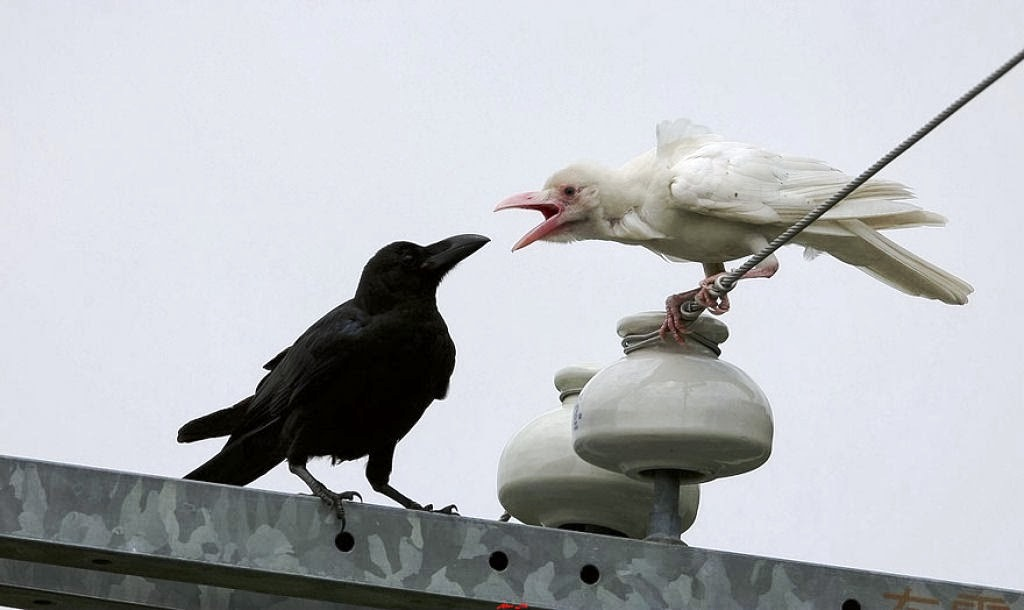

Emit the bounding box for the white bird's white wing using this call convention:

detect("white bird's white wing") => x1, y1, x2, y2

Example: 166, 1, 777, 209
666, 143, 789, 224
660, 136, 941, 230
499, 118, 972, 305
636, 119, 971, 304
655, 118, 716, 157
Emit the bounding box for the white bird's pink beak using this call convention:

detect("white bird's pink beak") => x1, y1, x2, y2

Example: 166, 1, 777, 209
494, 190, 565, 251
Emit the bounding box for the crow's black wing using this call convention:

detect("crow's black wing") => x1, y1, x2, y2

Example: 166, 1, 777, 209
226, 301, 371, 443
182, 303, 371, 485
263, 348, 289, 370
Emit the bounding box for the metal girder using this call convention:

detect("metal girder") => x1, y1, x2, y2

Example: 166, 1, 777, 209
0, 455, 1020, 610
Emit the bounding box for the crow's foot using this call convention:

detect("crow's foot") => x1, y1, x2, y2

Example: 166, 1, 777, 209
309, 489, 362, 527
289, 462, 362, 528
410, 502, 459, 515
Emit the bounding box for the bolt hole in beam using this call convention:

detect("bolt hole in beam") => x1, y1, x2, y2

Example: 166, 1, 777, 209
841, 599, 861, 610
334, 531, 356, 552
488, 550, 509, 571
579, 564, 600, 585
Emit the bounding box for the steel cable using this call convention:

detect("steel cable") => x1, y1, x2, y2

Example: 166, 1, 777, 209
691, 46, 1024, 313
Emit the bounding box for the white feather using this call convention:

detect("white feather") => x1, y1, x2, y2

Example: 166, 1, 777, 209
528, 118, 973, 305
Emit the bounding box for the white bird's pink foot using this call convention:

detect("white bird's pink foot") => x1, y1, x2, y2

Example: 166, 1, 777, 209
694, 275, 732, 314
661, 256, 780, 343
660, 288, 702, 342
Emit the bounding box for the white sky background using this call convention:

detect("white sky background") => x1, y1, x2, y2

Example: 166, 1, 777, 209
2, 0, 1022, 595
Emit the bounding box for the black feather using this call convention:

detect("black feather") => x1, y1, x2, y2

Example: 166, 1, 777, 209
178, 234, 488, 512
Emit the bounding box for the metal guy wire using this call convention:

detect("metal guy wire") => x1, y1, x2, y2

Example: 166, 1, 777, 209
691, 46, 1024, 314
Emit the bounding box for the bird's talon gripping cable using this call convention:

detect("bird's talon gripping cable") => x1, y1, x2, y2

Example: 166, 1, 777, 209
693, 275, 731, 315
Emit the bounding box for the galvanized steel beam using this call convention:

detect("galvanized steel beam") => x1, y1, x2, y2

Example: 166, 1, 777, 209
0, 455, 1020, 610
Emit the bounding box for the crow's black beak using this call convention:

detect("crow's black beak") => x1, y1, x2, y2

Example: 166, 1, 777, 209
421, 234, 490, 273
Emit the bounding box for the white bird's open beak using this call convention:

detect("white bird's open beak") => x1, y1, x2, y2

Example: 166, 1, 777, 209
494, 190, 566, 251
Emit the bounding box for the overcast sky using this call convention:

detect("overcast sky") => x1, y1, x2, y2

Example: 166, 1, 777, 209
2, 1, 1022, 595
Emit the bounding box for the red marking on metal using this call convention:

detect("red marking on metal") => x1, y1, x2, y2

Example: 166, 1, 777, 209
883, 587, 940, 609
951, 593, 1011, 610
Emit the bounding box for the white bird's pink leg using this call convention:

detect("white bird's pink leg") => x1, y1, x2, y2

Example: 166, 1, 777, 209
661, 255, 780, 343
660, 287, 704, 342
660, 263, 724, 342
697, 254, 779, 313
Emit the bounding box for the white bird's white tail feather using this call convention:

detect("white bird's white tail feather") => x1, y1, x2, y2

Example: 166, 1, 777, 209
805, 206, 947, 233
796, 219, 972, 304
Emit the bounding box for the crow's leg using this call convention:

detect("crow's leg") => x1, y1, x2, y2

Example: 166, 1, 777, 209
366, 449, 458, 515
288, 460, 362, 526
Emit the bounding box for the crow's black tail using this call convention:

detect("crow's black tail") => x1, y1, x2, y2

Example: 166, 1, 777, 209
177, 397, 252, 443
183, 421, 284, 486
183, 446, 280, 485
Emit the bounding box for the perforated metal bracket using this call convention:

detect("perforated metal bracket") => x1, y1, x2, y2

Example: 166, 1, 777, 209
0, 455, 1020, 609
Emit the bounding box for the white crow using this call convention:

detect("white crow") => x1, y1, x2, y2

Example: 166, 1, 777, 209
496, 119, 972, 339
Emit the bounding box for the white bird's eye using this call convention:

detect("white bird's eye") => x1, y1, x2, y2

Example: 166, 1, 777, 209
563, 186, 577, 197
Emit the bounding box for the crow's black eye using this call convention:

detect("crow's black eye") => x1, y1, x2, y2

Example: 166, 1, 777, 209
399, 250, 417, 266
563, 186, 577, 197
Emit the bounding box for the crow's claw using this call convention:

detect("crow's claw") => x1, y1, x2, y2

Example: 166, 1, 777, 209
410, 502, 459, 515
309, 489, 362, 528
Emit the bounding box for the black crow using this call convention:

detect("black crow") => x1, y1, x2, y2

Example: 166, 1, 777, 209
178, 234, 489, 522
